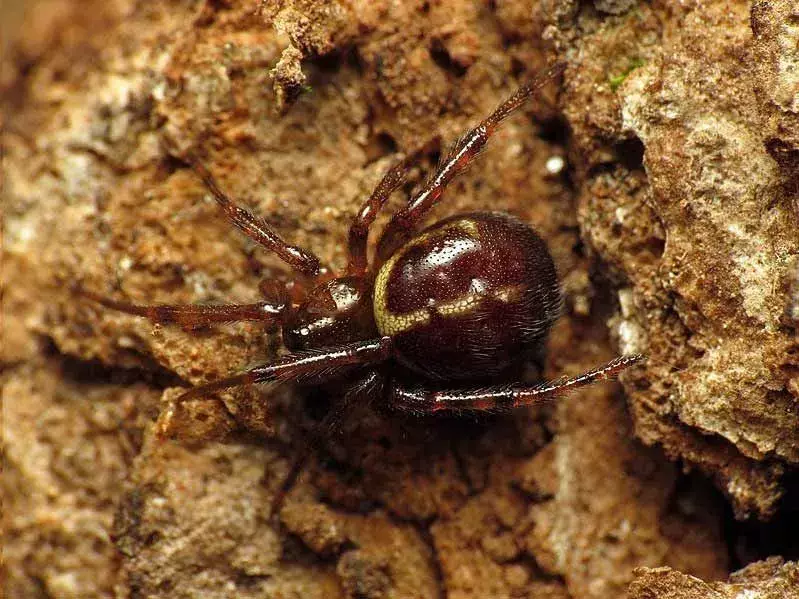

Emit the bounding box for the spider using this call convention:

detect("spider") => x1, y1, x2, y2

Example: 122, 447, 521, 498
81, 62, 643, 513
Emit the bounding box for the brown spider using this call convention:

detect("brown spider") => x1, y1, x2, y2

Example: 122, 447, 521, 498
81, 62, 643, 513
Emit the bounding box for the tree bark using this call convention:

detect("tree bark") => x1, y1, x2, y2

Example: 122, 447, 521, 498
3, 1, 797, 598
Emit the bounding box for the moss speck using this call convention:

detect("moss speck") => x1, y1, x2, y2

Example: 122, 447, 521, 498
609, 58, 645, 91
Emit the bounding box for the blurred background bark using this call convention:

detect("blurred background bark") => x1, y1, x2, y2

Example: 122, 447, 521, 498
3, 1, 797, 598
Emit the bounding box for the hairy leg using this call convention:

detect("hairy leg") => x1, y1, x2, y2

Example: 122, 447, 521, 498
376, 62, 566, 260
269, 369, 385, 517
78, 286, 288, 329
191, 159, 322, 277
387, 354, 643, 415
173, 337, 393, 405
347, 158, 409, 275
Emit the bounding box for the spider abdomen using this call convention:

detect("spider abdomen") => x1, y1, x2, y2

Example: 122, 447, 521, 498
373, 212, 562, 380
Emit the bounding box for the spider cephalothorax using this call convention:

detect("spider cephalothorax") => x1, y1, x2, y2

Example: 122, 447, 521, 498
82, 62, 643, 513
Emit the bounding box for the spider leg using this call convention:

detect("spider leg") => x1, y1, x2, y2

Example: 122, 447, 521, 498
191, 159, 323, 278
173, 337, 393, 405
387, 354, 643, 414
78, 286, 288, 330
269, 369, 385, 518
347, 158, 409, 275
376, 62, 566, 260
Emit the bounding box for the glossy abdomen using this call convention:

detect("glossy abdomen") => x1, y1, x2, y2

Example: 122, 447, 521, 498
374, 212, 562, 380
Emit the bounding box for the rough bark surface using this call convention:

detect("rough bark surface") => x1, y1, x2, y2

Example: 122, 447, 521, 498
3, 1, 797, 598
629, 557, 799, 599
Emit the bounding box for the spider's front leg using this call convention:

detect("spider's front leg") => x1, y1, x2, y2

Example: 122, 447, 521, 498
376, 62, 566, 260
347, 158, 409, 276
158, 338, 392, 446
190, 159, 323, 278
387, 354, 644, 415
173, 337, 393, 405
